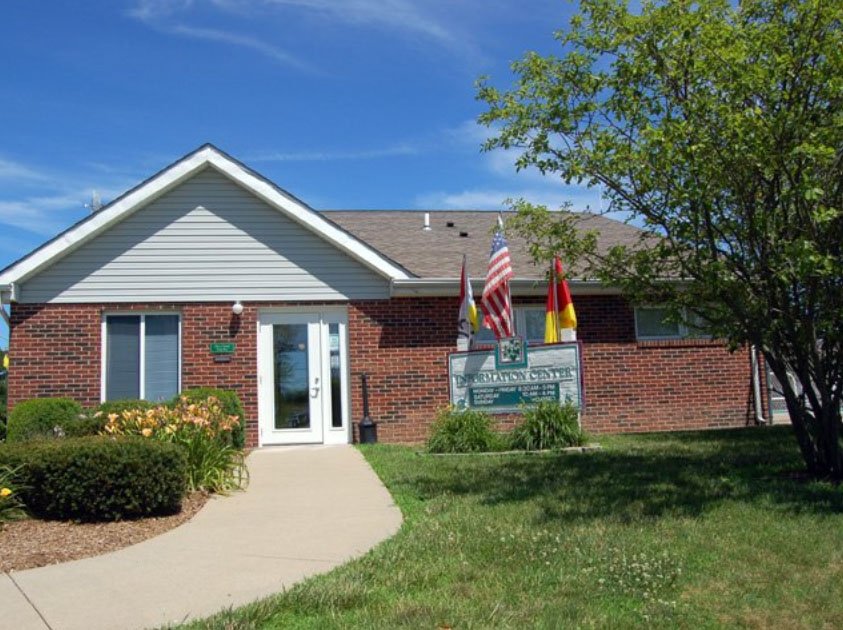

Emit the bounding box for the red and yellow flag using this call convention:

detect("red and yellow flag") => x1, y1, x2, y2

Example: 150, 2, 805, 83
545, 257, 576, 343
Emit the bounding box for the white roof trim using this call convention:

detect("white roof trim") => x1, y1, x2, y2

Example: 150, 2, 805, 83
0, 145, 411, 287
390, 277, 621, 297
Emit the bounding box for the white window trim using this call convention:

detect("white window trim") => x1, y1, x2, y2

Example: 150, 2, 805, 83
100, 311, 182, 402
514, 305, 547, 345
634, 306, 710, 341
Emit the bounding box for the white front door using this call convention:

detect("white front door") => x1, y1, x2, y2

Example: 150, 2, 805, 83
258, 309, 350, 446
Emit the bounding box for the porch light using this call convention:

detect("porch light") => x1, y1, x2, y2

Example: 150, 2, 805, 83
232, 301, 244, 316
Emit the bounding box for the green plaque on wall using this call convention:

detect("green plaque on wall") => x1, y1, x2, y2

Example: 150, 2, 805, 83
210, 342, 235, 354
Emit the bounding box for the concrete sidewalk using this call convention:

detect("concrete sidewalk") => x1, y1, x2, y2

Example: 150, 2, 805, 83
1, 446, 402, 630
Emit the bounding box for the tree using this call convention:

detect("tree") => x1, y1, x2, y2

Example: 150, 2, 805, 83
478, 0, 843, 478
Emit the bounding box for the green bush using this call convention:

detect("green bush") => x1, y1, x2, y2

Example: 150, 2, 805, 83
7, 398, 83, 442
0, 436, 187, 521
0, 372, 7, 442
427, 407, 504, 453
173, 388, 246, 449
509, 401, 587, 451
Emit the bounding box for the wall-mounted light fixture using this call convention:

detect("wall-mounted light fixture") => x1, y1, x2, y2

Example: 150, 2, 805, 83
231, 301, 244, 316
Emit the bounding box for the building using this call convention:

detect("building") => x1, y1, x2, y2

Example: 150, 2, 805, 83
0, 145, 769, 447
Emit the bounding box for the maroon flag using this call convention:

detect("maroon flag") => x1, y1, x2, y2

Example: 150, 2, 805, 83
482, 222, 514, 339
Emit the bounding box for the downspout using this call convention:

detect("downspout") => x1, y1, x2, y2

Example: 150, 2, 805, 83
750, 345, 767, 425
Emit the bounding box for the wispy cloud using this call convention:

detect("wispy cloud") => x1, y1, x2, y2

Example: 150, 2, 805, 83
264, 0, 457, 47
169, 25, 315, 72
0, 157, 52, 182
128, 0, 484, 66
416, 187, 602, 213
249, 144, 419, 162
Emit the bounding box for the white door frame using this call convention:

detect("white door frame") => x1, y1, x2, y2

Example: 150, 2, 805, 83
257, 307, 351, 446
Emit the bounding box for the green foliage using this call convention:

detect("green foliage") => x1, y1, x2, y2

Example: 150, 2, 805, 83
427, 407, 504, 453
510, 401, 587, 451
478, 0, 843, 478
0, 464, 25, 522
104, 396, 247, 494
96, 399, 155, 416
0, 437, 186, 522
7, 398, 83, 442
175, 388, 246, 449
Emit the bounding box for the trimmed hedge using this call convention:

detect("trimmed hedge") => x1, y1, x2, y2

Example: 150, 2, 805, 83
7, 398, 83, 442
0, 436, 187, 521
96, 399, 155, 417
174, 388, 246, 448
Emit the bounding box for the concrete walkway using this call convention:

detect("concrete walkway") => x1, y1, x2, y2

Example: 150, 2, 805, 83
1, 446, 402, 630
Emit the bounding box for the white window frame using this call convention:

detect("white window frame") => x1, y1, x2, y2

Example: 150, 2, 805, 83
514, 305, 548, 345
100, 311, 182, 402
634, 306, 711, 341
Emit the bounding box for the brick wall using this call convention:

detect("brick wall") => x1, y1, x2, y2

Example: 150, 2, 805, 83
9, 296, 765, 447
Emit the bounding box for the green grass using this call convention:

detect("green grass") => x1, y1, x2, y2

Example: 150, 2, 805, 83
184, 427, 843, 629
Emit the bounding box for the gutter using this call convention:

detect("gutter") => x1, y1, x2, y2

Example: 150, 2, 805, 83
390, 277, 621, 298
750, 345, 767, 425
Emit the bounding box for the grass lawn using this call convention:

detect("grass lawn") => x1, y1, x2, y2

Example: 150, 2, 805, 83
186, 427, 843, 629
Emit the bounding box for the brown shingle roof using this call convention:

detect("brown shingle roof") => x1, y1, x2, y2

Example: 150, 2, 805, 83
321, 210, 642, 280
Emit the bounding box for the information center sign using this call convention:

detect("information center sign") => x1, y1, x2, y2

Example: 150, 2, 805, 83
449, 343, 582, 413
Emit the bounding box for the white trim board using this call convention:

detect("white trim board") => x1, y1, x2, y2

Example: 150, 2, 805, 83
0, 145, 412, 290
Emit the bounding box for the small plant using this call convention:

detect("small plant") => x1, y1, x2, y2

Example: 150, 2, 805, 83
103, 396, 247, 493
7, 398, 83, 442
509, 400, 587, 451
0, 437, 186, 521
0, 464, 25, 522
175, 388, 246, 448
427, 406, 504, 453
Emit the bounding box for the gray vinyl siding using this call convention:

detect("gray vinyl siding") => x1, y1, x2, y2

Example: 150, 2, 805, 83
19, 168, 389, 303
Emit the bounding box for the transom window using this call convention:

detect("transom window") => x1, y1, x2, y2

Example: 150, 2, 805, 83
104, 314, 181, 402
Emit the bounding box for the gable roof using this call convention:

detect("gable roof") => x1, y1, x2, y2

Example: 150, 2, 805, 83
323, 210, 642, 280
0, 144, 412, 291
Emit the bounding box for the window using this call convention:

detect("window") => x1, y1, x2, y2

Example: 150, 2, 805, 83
473, 305, 548, 345
104, 314, 180, 402
515, 306, 547, 344
634, 307, 710, 340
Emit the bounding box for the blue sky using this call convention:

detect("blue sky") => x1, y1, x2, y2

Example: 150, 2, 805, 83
0, 0, 602, 348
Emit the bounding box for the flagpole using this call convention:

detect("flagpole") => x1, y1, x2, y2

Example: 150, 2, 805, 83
552, 257, 561, 342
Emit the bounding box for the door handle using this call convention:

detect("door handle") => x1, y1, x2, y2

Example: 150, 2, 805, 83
311, 377, 320, 398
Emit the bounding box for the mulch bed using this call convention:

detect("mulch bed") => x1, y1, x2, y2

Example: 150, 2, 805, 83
0, 492, 210, 573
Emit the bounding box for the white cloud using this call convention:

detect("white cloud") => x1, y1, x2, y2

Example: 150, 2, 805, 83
416, 187, 602, 212
249, 144, 419, 162
169, 25, 315, 72
0, 158, 52, 182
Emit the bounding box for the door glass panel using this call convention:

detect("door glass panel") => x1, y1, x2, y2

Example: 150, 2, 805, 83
329, 323, 343, 428
273, 324, 310, 430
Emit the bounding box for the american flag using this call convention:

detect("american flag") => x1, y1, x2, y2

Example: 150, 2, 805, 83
482, 226, 514, 339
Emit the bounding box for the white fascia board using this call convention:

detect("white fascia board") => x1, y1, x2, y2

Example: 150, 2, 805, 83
390, 278, 620, 297
202, 152, 411, 281
0, 146, 410, 286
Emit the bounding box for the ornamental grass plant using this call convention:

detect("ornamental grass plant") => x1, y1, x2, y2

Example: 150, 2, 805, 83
509, 400, 587, 451
102, 396, 248, 493
427, 406, 505, 453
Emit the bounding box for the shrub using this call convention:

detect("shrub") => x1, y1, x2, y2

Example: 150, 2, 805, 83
427, 406, 504, 453
509, 401, 587, 451
104, 396, 247, 493
96, 399, 155, 416
175, 388, 246, 448
0, 464, 25, 522
7, 398, 83, 442
0, 437, 186, 521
